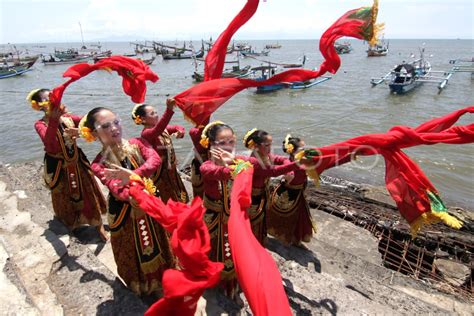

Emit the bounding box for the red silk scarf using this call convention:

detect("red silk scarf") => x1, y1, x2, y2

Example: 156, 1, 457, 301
175, 1, 380, 125
128, 184, 223, 316
299, 107, 474, 236
228, 166, 292, 315
49, 56, 158, 107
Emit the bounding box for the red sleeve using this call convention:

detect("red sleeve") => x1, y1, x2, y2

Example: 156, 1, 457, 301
200, 161, 232, 181
250, 157, 299, 178
35, 118, 61, 153
141, 107, 175, 146
69, 114, 82, 127
166, 125, 185, 135
129, 138, 161, 178
91, 154, 131, 201
189, 126, 207, 154
272, 154, 291, 165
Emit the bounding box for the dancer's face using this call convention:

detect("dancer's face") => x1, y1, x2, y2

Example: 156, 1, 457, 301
257, 134, 273, 156
142, 105, 159, 126
93, 110, 122, 146
212, 128, 236, 153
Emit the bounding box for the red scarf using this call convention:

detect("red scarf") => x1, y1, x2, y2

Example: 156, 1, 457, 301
49, 56, 158, 107
298, 107, 473, 236
128, 184, 223, 316
229, 165, 292, 315
175, 1, 380, 125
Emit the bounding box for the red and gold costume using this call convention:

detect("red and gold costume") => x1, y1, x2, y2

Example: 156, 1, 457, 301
141, 107, 188, 204
267, 166, 314, 245
35, 113, 106, 229
92, 139, 175, 295
200, 159, 241, 296
247, 154, 299, 245
188, 124, 208, 198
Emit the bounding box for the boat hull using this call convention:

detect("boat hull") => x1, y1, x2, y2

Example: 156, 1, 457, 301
389, 81, 422, 94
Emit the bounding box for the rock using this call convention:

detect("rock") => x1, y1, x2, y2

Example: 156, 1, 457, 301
434, 259, 470, 286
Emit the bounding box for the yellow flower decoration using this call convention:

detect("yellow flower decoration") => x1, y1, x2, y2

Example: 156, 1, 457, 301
200, 120, 225, 149
78, 115, 96, 142
133, 115, 143, 125
243, 128, 257, 148
130, 174, 156, 195
284, 134, 294, 154
228, 159, 253, 178
199, 137, 210, 149
132, 103, 144, 125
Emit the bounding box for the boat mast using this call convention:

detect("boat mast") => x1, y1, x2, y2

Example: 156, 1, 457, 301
79, 22, 86, 49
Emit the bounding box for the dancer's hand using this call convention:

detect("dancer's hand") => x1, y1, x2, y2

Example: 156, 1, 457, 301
104, 164, 135, 186
166, 98, 176, 111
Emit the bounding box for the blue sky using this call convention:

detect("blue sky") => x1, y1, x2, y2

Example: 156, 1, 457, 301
1, 0, 472, 43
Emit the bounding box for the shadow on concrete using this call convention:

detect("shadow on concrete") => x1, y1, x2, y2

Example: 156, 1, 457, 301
283, 278, 338, 316
266, 237, 322, 273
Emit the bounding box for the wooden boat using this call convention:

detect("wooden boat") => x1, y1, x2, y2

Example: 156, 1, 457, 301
283, 77, 332, 89
241, 48, 270, 57
371, 48, 453, 94
265, 43, 282, 49
0, 61, 34, 79
136, 56, 156, 65
253, 65, 285, 93
367, 40, 389, 57
449, 58, 474, 79
192, 65, 252, 82
162, 48, 204, 60
42, 55, 91, 65
334, 42, 353, 54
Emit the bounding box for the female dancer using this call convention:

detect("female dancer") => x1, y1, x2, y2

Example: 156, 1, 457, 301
29, 88, 107, 241
131, 99, 188, 204
81, 106, 175, 295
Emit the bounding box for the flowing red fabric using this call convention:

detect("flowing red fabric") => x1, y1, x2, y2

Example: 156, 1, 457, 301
205, 0, 259, 81
128, 184, 223, 316
175, 4, 378, 125
228, 167, 292, 316
49, 56, 158, 107
305, 107, 474, 226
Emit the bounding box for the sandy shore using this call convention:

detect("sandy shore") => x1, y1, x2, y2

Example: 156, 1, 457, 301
0, 161, 472, 315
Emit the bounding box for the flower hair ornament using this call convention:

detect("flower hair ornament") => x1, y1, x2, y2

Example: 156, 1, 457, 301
284, 134, 295, 154
78, 115, 96, 142
199, 120, 225, 149
243, 128, 257, 149
132, 103, 143, 125
27, 88, 50, 111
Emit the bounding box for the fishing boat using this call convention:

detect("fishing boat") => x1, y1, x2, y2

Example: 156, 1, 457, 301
265, 42, 282, 49
241, 47, 270, 57
334, 42, 353, 54
163, 48, 204, 60
42, 54, 91, 65
449, 57, 474, 79
136, 56, 156, 65
253, 65, 285, 93
192, 65, 252, 82
367, 40, 389, 57
283, 77, 332, 89
371, 48, 453, 94
0, 61, 35, 79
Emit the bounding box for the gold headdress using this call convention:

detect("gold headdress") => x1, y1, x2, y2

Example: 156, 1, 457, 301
27, 88, 50, 111
243, 128, 257, 149
200, 120, 225, 149
78, 114, 96, 142
132, 103, 144, 125
284, 134, 295, 154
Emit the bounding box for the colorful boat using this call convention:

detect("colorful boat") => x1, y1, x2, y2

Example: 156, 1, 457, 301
0, 61, 34, 79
